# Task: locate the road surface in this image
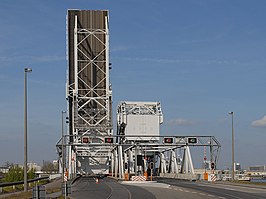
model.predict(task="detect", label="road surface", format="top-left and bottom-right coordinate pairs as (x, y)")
top-left (70, 176), bottom-right (266, 199)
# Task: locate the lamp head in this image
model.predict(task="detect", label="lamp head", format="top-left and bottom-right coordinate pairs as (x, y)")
top-left (25, 68), bottom-right (32, 73)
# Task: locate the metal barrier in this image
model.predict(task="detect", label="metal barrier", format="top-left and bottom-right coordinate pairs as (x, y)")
top-left (0, 176), bottom-right (49, 192)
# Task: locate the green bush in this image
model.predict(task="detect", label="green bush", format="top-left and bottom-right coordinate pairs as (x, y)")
top-left (3, 165), bottom-right (36, 182)
top-left (3, 165), bottom-right (23, 182)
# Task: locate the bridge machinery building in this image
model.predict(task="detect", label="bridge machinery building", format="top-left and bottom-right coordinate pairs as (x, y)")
top-left (114, 102), bottom-right (221, 180)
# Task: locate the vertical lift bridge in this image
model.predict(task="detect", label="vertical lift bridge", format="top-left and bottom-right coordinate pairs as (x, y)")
top-left (56, 10), bottom-right (221, 180)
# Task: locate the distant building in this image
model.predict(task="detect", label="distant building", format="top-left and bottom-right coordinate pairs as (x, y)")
top-left (52, 160), bottom-right (58, 166)
top-left (235, 163), bottom-right (241, 171)
top-left (27, 162), bottom-right (41, 172)
top-left (248, 165), bottom-right (266, 172)
top-left (0, 166), bottom-right (9, 174)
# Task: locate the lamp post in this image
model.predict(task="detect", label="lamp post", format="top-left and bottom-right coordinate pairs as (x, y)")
top-left (61, 111), bottom-right (66, 182)
top-left (228, 111), bottom-right (235, 181)
top-left (24, 67), bottom-right (32, 192)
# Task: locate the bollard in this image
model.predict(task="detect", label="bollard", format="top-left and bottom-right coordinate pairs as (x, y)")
top-left (32, 185), bottom-right (46, 199)
top-left (143, 172), bottom-right (148, 180)
top-left (125, 173), bottom-right (129, 181)
top-left (62, 181), bottom-right (71, 196)
top-left (204, 172), bottom-right (208, 180)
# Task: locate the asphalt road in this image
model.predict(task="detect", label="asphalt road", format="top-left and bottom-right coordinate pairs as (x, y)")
top-left (70, 176), bottom-right (156, 199)
top-left (156, 177), bottom-right (266, 199)
top-left (70, 176), bottom-right (266, 199)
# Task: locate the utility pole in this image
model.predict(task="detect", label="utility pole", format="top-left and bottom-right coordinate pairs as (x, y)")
top-left (228, 111), bottom-right (235, 181)
top-left (61, 111), bottom-right (66, 182)
top-left (24, 67), bottom-right (32, 192)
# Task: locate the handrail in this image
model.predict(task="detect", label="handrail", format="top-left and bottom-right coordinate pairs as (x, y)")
top-left (0, 176), bottom-right (49, 188)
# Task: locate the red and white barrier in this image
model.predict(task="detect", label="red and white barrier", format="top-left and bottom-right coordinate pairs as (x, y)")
top-left (131, 176), bottom-right (146, 181)
top-left (208, 174), bottom-right (217, 182)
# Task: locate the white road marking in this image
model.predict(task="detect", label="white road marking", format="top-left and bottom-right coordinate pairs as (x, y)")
top-left (224, 188), bottom-right (236, 191)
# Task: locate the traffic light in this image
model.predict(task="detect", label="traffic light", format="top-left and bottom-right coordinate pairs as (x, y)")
top-left (164, 137), bottom-right (173, 144)
top-left (82, 137), bottom-right (89, 143)
top-left (211, 162), bottom-right (215, 169)
top-left (119, 122), bottom-right (126, 135)
top-left (149, 162), bottom-right (154, 170)
top-left (124, 162), bottom-right (128, 170)
top-left (104, 137), bottom-right (114, 143)
top-left (137, 155), bottom-right (143, 166)
top-left (188, 137), bottom-right (197, 144)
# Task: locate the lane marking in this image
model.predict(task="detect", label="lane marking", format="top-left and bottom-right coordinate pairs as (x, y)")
top-left (104, 181), bottom-right (113, 199)
top-left (162, 180), bottom-right (258, 199)
top-left (198, 182), bottom-right (266, 192)
top-left (121, 185), bottom-right (132, 199)
top-left (224, 188), bottom-right (236, 191)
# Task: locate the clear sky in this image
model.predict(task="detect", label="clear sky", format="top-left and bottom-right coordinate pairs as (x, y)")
top-left (0, 0), bottom-right (266, 169)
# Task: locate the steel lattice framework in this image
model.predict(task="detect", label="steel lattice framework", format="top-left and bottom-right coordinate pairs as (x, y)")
top-left (66, 10), bottom-right (112, 175)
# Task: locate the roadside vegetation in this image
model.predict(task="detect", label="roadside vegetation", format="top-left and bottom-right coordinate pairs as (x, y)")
top-left (0, 161), bottom-right (58, 195)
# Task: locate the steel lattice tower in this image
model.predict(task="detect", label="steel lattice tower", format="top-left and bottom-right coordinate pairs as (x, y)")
top-left (66, 10), bottom-right (112, 175)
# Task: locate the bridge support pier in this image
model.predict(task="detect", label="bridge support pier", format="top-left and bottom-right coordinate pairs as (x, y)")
top-left (160, 152), bottom-right (167, 173)
top-left (128, 149), bottom-right (134, 174)
top-left (118, 145), bottom-right (125, 179)
top-left (181, 146), bottom-right (194, 174)
top-left (111, 152), bottom-right (114, 176)
top-left (114, 149), bottom-right (118, 178)
top-left (170, 149), bottom-right (178, 173)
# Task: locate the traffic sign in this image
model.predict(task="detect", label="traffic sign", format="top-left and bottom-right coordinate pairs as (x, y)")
top-left (104, 137), bottom-right (113, 143)
top-left (164, 137), bottom-right (173, 144)
top-left (188, 137), bottom-right (197, 144)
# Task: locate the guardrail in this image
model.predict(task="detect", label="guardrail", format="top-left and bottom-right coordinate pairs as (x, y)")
top-left (0, 176), bottom-right (49, 192)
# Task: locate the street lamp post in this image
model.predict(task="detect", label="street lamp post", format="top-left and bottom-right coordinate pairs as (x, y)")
top-left (24, 67), bottom-right (32, 192)
top-left (61, 111), bottom-right (66, 182)
top-left (228, 111), bottom-right (235, 181)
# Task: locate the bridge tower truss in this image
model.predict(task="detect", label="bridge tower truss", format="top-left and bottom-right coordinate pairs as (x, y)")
top-left (66, 10), bottom-right (112, 176)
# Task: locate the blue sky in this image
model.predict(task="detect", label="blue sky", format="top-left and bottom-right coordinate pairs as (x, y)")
top-left (0, 0), bottom-right (266, 169)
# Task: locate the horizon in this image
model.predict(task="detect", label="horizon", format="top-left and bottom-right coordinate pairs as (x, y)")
top-left (0, 0), bottom-right (266, 170)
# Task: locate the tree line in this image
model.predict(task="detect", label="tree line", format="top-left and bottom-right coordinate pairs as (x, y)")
top-left (0, 160), bottom-right (59, 183)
